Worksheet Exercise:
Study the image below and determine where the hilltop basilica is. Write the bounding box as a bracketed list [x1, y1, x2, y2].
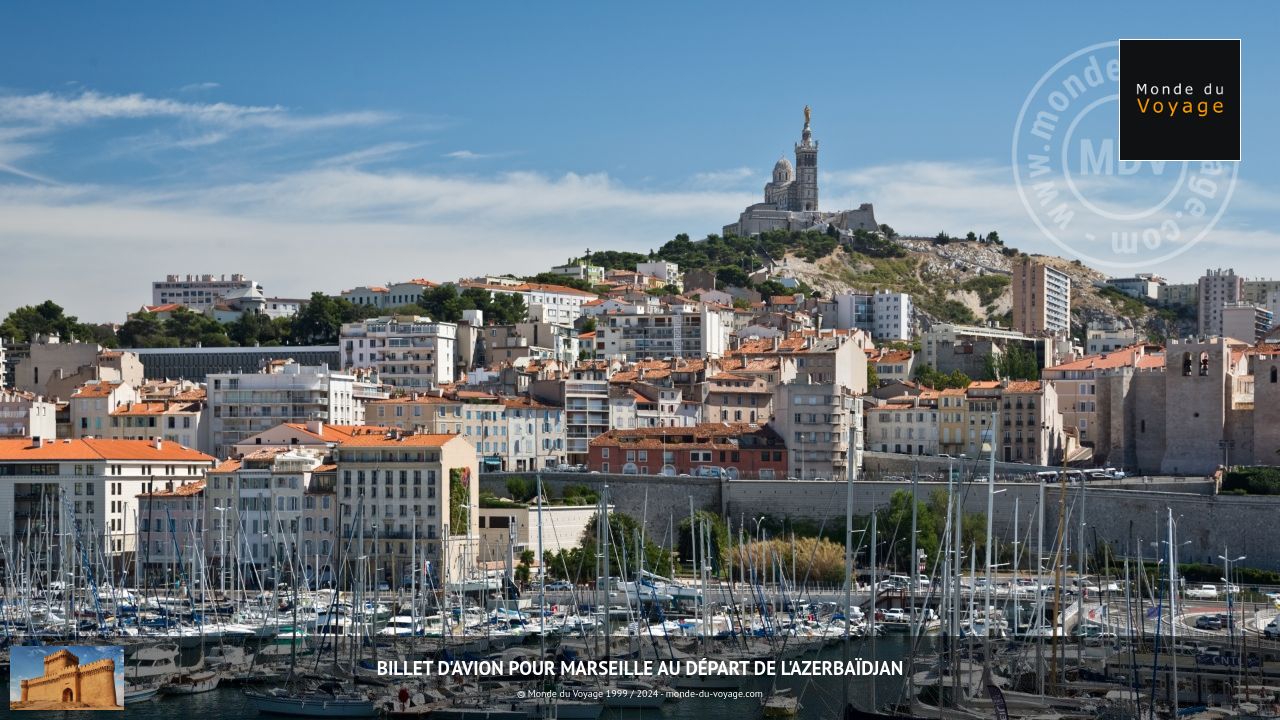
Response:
[723, 106, 880, 238]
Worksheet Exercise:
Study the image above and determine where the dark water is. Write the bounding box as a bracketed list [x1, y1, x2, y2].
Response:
[11, 637, 920, 720]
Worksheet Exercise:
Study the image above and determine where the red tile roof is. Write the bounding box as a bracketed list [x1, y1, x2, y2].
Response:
[0, 438, 213, 462]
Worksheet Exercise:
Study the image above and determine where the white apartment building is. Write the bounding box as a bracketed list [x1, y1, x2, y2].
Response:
[366, 393, 567, 472]
[339, 279, 438, 309]
[595, 303, 730, 361]
[340, 316, 457, 389]
[208, 362, 362, 458]
[871, 290, 913, 341]
[152, 274, 259, 311]
[867, 397, 940, 456]
[635, 261, 681, 287]
[530, 365, 611, 464]
[1086, 322, 1138, 355]
[0, 437, 214, 571]
[204, 448, 328, 586]
[0, 389, 56, 439]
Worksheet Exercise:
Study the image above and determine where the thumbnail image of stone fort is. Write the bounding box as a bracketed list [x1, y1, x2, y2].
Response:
[11, 648, 122, 711]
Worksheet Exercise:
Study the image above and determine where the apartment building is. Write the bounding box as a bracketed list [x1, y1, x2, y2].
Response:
[733, 331, 870, 394]
[1012, 257, 1071, 336]
[595, 302, 730, 361]
[1221, 303, 1273, 343]
[152, 273, 258, 311]
[333, 431, 478, 589]
[203, 448, 328, 588]
[458, 321, 579, 370]
[997, 380, 1063, 465]
[135, 479, 206, 583]
[587, 423, 787, 479]
[770, 380, 862, 481]
[0, 388, 56, 439]
[339, 279, 438, 309]
[366, 392, 567, 471]
[1198, 268, 1244, 337]
[530, 364, 612, 465]
[208, 362, 364, 458]
[16, 342, 144, 401]
[867, 393, 940, 456]
[703, 372, 773, 424]
[0, 437, 214, 574]
[340, 315, 457, 389]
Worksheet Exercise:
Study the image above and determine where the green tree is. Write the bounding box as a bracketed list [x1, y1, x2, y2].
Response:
[505, 476, 536, 502]
[980, 344, 1040, 381]
[677, 511, 730, 576]
[875, 490, 942, 572]
[117, 312, 166, 347]
[291, 292, 350, 344]
[163, 308, 229, 346]
[867, 363, 880, 389]
[448, 468, 472, 534]
[0, 300, 97, 343]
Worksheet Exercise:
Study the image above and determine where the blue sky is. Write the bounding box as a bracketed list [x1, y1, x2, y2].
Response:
[9, 645, 125, 705]
[0, 2, 1276, 321]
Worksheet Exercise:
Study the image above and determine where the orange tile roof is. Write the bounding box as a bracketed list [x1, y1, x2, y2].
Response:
[111, 401, 200, 416]
[139, 479, 206, 497]
[72, 382, 122, 399]
[337, 432, 458, 448]
[0, 438, 213, 462]
[1004, 380, 1043, 393]
[313, 463, 338, 473]
[143, 303, 183, 313]
[875, 350, 913, 364]
[280, 423, 397, 442]
[209, 458, 243, 473]
[1045, 344, 1165, 373]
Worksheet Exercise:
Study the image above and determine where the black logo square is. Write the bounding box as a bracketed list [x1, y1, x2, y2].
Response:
[1119, 39, 1240, 161]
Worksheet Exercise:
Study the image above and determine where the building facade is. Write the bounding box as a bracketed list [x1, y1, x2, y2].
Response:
[208, 362, 363, 458]
[152, 273, 258, 311]
[340, 315, 458, 389]
[1012, 257, 1071, 336]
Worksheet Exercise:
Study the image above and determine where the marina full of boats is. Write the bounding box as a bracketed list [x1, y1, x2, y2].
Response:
[5, 471, 1280, 718]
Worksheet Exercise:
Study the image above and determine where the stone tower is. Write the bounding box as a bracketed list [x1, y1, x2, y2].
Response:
[793, 105, 819, 212]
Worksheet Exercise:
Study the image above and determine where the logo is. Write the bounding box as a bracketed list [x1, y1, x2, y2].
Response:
[1012, 41, 1237, 269]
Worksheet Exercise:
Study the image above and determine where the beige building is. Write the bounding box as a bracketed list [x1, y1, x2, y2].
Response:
[997, 380, 1064, 465]
[334, 431, 478, 589]
[16, 341, 143, 401]
[1041, 344, 1164, 456]
[476, 502, 604, 569]
[1012, 257, 1071, 336]
[703, 372, 773, 424]
[1198, 268, 1244, 337]
[769, 379, 862, 480]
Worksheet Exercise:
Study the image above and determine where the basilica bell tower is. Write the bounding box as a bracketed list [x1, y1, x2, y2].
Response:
[793, 105, 819, 212]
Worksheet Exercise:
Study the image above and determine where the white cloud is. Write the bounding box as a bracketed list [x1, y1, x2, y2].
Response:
[0, 90, 393, 133]
[179, 82, 221, 92]
[688, 167, 758, 190]
[443, 149, 513, 160]
[319, 142, 424, 168]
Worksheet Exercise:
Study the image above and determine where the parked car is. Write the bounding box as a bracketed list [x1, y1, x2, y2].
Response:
[1186, 584, 1220, 599]
[1264, 618, 1279, 639]
[881, 608, 907, 622]
[1195, 615, 1223, 630]
[544, 580, 573, 591]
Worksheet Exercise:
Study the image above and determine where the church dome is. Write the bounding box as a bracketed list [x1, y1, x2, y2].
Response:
[772, 156, 794, 182]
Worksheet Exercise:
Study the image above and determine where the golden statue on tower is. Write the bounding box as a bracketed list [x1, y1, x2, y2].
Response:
[804, 105, 811, 125]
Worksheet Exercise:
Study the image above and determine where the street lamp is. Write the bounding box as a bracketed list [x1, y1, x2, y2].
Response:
[213, 506, 229, 598]
[1217, 552, 1246, 646]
